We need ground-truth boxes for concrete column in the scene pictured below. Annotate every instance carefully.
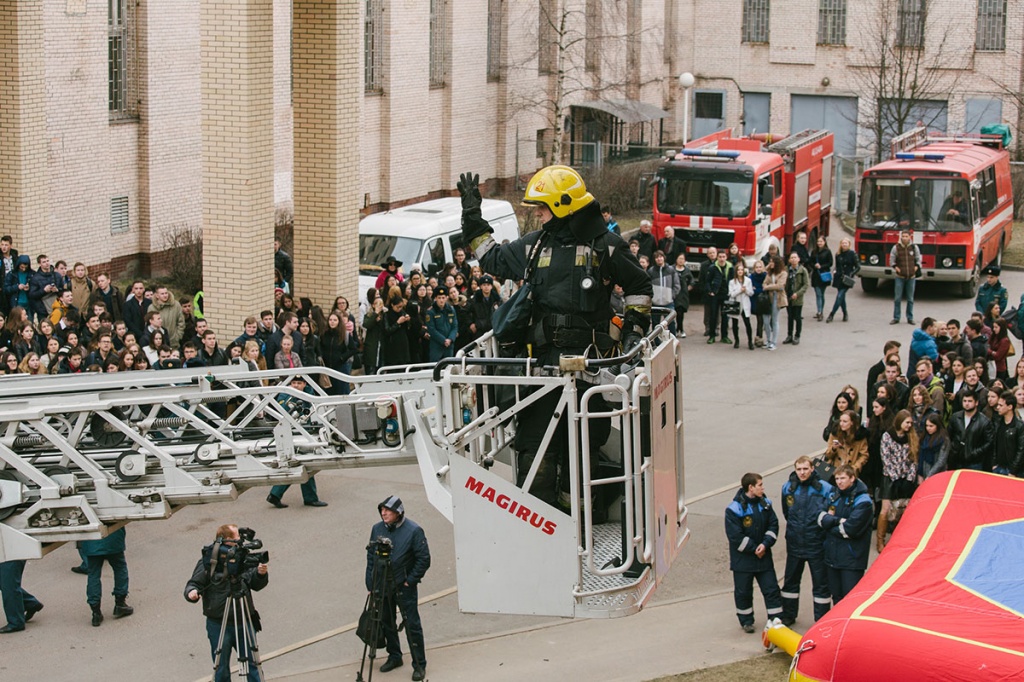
[292,0,362,307]
[0,1,49,253]
[200,0,275,335]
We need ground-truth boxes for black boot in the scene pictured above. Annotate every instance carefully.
[113,596,134,619]
[91,604,103,627]
[733,337,740,349]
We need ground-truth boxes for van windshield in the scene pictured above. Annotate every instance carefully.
[359,235,423,276]
[858,177,973,232]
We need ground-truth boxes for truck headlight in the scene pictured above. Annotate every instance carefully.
[869,254,879,265]
[941,257,953,268]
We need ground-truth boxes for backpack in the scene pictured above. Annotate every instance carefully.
[1007,300,1024,340]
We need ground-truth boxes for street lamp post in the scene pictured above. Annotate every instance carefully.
[679,72,695,145]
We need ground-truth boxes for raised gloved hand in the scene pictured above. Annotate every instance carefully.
[457,172,482,214]
[458,171,492,243]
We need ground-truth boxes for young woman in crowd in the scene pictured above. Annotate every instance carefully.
[362,294,385,375]
[973,358,991,387]
[13,323,38,361]
[726,262,754,350]
[673,253,693,339]
[823,409,869,476]
[1,351,20,374]
[749,259,767,347]
[761,255,787,351]
[1007,357,1024,392]
[297,318,321,368]
[144,330,164,366]
[945,354,967,398]
[381,290,412,367]
[827,237,859,323]
[907,384,938,437]
[823,391,856,442]
[320,311,359,395]
[877,409,920,551]
[133,354,151,371]
[982,379,1004,420]
[274,335,302,370]
[917,413,949,481]
[863,396,895,496]
[987,317,1012,381]
[841,384,863,421]
[18,352,44,376]
[810,234,833,321]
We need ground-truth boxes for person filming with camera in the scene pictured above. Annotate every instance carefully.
[184,524,269,682]
[365,496,431,681]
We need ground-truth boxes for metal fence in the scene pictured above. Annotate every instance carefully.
[1011,162,1024,219]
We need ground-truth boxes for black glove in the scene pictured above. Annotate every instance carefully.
[458,171,492,242]
[457,172,482,214]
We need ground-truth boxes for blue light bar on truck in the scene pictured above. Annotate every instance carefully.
[895,152,945,161]
[679,148,741,159]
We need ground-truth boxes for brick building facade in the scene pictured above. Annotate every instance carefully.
[2,0,1022,330]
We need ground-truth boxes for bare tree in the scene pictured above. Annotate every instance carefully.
[847,0,967,162]
[503,0,667,165]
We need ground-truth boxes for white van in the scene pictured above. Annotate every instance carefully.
[358,197,520,301]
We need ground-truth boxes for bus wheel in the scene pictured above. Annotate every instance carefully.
[860,277,878,293]
[961,262,981,299]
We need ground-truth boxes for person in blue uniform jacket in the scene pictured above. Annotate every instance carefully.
[79,526,133,626]
[725,472,784,632]
[366,495,431,682]
[780,456,834,624]
[817,464,874,604]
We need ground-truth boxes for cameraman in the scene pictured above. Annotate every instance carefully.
[366,496,431,681]
[184,524,268,682]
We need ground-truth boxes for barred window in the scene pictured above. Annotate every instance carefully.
[487,0,503,81]
[817,0,846,45]
[976,0,1006,51]
[695,92,724,120]
[538,0,557,74]
[108,0,138,120]
[429,0,448,86]
[365,0,384,92]
[897,0,924,48]
[742,0,770,44]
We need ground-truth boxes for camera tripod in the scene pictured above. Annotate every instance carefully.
[213,579,264,682]
[356,541,399,682]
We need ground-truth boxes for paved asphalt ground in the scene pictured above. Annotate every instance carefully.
[6,230,1020,682]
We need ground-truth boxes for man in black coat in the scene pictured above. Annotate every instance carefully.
[468,275,502,340]
[185,524,268,682]
[948,392,994,470]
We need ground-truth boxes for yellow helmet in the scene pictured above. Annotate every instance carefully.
[521,165,594,219]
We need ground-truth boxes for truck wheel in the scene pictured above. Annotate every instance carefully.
[860,277,878,293]
[961,262,981,299]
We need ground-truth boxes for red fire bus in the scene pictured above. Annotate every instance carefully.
[855,128,1013,298]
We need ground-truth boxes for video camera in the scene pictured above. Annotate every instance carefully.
[211,527,270,577]
[366,536,392,559]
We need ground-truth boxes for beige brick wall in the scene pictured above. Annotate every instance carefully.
[199,0,275,335]
[0,1,49,252]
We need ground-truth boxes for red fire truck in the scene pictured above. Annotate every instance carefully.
[854,128,1013,298]
[649,128,835,271]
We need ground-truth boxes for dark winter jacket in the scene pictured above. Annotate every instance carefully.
[725,489,779,573]
[3,255,32,311]
[781,472,833,559]
[991,415,1024,475]
[365,517,431,591]
[832,249,860,289]
[818,478,873,571]
[948,410,994,470]
[184,542,269,621]
[470,289,502,337]
[674,266,694,312]
[811,247,834,288]
[29,267,64,321]
[79,527,127,557]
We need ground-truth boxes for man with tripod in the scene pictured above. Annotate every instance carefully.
[185,524,269,682]
[365,496,431,681]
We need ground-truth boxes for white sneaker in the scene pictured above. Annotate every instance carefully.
[680,331,686,338]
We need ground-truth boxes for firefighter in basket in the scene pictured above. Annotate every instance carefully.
[457,166,653,510]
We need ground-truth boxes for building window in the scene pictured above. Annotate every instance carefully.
[110,196,129,235]
[538,0,558,75]
[108,0,137,120]
[897,0,924,48]
[976,0,1006,51]
[817,0,846,45]
[487,0,503,81]
[429,0,448,86]
[695,92,724,120]
[365,0,384,92]
[742,0,770,44]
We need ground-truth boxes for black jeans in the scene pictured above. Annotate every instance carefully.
[786,305,803,339]
[381,584,426,670]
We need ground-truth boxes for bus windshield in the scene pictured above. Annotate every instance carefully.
[656,170,754,218]
[358,235,424,276]
[858,177,973,232]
